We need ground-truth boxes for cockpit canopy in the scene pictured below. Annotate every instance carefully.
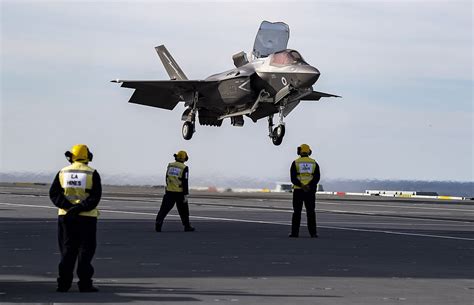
[253,21,290,58]
[269,49,307,66]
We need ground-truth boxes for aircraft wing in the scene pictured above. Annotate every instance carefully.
[300,90,341,101]
[111,80,218,110]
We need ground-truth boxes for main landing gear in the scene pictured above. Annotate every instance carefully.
[182,92,198,140]
[268,110,286,146]
[182,121,194,140]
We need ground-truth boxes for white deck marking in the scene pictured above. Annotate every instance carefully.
[1,202,473,241]
[317,200,474,213]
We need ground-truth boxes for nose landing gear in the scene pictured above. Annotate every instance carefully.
[268,111,286,146]
[272,124,285,145]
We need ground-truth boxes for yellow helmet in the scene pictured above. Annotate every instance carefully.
[297,144,312,156]
[174,150,188,162]
[65,144,93,163]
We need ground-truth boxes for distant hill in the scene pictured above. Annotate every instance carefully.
[1,172,472,197]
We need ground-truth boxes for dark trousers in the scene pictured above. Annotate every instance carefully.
[57,216,97,289]
[155,192,191,227]
[291,190,317,236]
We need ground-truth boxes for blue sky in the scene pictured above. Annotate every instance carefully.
[1,0,472,184]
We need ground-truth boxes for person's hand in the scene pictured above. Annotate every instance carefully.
[302,185,310,192]
[183,195,188,203]
[64,205,82,221]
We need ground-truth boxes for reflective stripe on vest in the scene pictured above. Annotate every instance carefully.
[58,162,99,217]
[166,161,186,192]
[293,156,317,189]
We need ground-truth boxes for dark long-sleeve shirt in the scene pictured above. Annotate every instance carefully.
[290,160,320,192]
[181,166,189,195]
[49,170,102,211]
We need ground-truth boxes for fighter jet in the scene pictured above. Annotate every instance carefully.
[112,21,340,145]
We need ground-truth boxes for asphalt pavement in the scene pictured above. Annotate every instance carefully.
[0,184,473,304]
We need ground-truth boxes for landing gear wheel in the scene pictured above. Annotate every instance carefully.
[271,124,285,146]
[275,124,285,139]
[182,121,194,140]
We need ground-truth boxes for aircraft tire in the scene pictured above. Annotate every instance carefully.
[275,124,285,138]
[271,125,285,146]
[182,121,194,140]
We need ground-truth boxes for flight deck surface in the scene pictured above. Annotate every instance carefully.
[0,184,473,304]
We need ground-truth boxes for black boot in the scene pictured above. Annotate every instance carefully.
[56,285,70,292]
[79,285,99,292]
[78,279,98,292]
[184,226,195,232]
[155,221,162,232]
[56,278,71,292]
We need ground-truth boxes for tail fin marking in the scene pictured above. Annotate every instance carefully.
[155,45,188,80]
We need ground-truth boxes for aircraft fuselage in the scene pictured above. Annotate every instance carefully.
[113,21,339,145]
[203,49,320,115]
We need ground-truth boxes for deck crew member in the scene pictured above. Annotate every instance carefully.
[155,150,195,232]
[289,144,320,238]
[49,144,101,292]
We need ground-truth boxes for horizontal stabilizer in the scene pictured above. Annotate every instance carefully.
[129,89,179,110]
[112,79,218,91]
[111,79,219,110]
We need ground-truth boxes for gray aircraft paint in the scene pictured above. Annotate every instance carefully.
[112,21,340,145]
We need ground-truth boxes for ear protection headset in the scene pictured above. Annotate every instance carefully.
[64,146,93,163]
[64,151,73,163]
[174,152,189,162]
[297,145,312,156]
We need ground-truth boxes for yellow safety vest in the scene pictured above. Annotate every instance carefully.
[293,156,317,190]
[166,161,187,192]
[58,162,99,217]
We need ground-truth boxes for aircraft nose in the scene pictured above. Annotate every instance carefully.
[296,65,320,88]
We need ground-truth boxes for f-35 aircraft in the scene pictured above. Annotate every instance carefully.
[112,21,340,145]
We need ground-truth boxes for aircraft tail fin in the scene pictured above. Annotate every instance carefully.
[155,45,188,80]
